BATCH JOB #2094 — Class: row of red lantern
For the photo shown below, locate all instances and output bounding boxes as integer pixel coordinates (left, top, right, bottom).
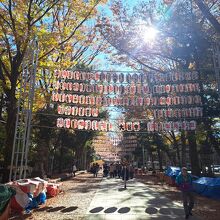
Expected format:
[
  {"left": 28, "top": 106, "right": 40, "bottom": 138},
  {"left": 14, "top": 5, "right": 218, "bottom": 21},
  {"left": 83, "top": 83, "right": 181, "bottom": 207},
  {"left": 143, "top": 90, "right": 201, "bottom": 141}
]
[
  {"left": 93, "top": 145, "right": 137, "bottom": 149},
  {"left": 52, "top": 93, "right": 202, "bottom": 106},
  {"left": 153, "top": 107, "right": 203, "bottom": 118},
  {"left": 93, "top": 140, "right": 137, "bottom": 144},
  {"left": 56, "top": 118, "right": 141, "bottom": 131},
  {"left": 57, "top": 118, "right": 113, "bottom": 131},
  {"left": 93, "top": 142, "right": 137, "bottom": 146},
  {"left": 93, "top": 135, "right": 137, "bottom": 141},
  {"left": 93, "top": 135, "right": 137, "bottom": 143},
  {"left": 95, "top": 149, "right": 137, "bottom": 153},
  {"left": 54, "top": 81, "right": 200, "bottom": 94},
  {"left": 93, "top": 146, "right": 137, "bottom": 150},
  {"left": 55, "top": 70, "right": 199, "bottom": 83},
  {"left": 147, "top": 121, "right": 196, "bottom": 131},
  {"left": 58, "top": 105, "right": 99, "bottom": 117}
]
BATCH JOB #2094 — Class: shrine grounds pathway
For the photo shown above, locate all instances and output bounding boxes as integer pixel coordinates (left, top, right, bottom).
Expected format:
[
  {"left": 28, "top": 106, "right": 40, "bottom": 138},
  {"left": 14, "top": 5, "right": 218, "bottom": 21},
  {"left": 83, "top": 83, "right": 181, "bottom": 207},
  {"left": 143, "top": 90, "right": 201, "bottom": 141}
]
[
  {"left": 84, "top": 177, "right": 199, "bottom": 220},
  {"left": 11, "top": 172, "right": 201, "bottom": 220}
]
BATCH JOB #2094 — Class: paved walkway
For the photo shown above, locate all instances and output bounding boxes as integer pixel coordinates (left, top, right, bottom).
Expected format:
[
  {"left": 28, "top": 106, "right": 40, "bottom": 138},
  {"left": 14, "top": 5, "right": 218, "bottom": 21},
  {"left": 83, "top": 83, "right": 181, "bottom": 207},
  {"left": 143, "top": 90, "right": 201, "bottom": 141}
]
[{"left": 85, "top": 177, "right": 199, "bottom": 220}]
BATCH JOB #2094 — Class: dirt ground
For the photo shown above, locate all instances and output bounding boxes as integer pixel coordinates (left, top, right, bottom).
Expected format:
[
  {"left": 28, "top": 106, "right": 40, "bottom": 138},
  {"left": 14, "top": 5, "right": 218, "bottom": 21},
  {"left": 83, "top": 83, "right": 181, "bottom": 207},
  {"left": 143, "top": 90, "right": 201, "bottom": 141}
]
[
  {"left": 9, "top": 172, "right": 102, "bottom": 220},
  {"left": 136, "top": 173, "right": 220, "bottom": 220}
]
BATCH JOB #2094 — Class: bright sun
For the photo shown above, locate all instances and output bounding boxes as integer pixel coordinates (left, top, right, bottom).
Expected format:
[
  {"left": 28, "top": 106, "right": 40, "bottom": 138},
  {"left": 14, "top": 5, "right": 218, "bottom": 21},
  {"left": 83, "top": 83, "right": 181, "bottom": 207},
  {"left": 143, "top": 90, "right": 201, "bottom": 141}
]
[{"left": 142, "top": 26, "right": 158, "bottom": 44}]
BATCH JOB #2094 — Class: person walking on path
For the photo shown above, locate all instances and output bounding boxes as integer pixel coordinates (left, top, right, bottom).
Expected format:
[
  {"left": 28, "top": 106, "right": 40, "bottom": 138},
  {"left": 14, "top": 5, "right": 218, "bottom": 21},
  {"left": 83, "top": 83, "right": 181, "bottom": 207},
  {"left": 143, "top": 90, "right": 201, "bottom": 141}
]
[
  {"left": 72, "top": 164, "right": 77, "bottom": 177},
  {"left": 176, "top": 167, "right": 194, "bottom": 219},
  {"left": 109, "top": 163, "right": 114, "bottom": 178},
  {"left": 95, "top": 163, "right": 99, "bottom": 177}
]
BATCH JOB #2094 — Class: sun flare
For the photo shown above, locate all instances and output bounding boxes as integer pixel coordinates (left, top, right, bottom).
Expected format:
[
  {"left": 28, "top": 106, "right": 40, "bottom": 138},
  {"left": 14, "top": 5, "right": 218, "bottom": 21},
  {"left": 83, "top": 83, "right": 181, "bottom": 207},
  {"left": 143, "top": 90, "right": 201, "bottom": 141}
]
[{"left": 142, "top": 26, "right": 158, "bottom": 43}]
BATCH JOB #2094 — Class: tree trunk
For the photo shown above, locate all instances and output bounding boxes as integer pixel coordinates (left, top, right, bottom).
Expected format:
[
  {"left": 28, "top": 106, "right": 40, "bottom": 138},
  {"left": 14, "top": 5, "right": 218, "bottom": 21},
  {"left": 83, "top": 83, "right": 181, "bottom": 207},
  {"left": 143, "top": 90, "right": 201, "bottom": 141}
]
[
  {"left": 171, "top": 131, "right": 181, "bottom": 167},
  {"left": 75, "top": 146, "right": 83, "bottom": 170},
  {"left": 156, "top": 147, "right": 163, "bottom": 171},
  {"left": 59, "top": 143, "right": 64, "bottom": 173},
  {"left": 0, "top": 93, "right": 4, "bottom": 120},
  {"left": 181, "top": 131, "right": 187, "bottom": 167},
  {"left": 187, "top": 130, "right": 201, "bottom": 176},
  {"left": 2, "top": 90, "right": 17, "bottom": 183}
]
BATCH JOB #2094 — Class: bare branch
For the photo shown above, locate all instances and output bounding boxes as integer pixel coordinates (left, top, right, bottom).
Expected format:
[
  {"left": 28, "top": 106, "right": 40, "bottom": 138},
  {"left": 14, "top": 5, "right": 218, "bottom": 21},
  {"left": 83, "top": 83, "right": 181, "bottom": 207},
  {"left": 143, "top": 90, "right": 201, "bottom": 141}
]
[
  {"left": 31, "top": 0, "right": 61, "bottom": 26},
  {"left": 195, "top": 0, "right": 220, "bottom": 33}
]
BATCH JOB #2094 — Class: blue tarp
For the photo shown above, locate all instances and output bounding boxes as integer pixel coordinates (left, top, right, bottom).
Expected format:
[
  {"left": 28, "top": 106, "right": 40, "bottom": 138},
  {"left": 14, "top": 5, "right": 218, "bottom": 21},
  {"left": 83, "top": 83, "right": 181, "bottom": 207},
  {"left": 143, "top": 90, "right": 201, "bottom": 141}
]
[
  {"left": 165, "top": 166, "right": 181, "bottom": 179},
  {"left": 193, "top": 177, "right": 220, "bottom": 199}
]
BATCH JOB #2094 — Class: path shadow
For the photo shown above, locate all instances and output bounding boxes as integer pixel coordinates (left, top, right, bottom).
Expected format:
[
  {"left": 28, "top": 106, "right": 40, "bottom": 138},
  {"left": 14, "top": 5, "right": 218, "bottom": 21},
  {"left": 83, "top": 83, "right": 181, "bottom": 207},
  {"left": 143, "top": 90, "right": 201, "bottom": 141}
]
[
  {"left": 147, "top": 197, "right": 171, "bottom": 207},
  {"left": 47, "top": 206, "right": 66, "bottom": 212},
  {"left": 132, "top": 192, "right": 148, "bottom": 197},
  {"left": 145, "top": 207, "right": 158, "bottom": 214},
  {"left": 118, "top": 207, "right": 130, "bottom": 213},
  {"left": 61, "top": 206, "right": 78, "bottom": 213},
  {"left": 104, "top": 207, "right": 117, "bottom": 213},
  {"left": 35, "top": 206, "right": 53, "bottom": 212},
  {"left": 159, "top": 207, "right": 172, "bottom": 215},
  {"left": 118, "top": 188, "right": 127, "bottom": 191},
  {"left": 89, "top": 207, "right": 104, "bottom": 213},
  {"left": 170, "top": 207, "right": 184, "bottom": 216}
]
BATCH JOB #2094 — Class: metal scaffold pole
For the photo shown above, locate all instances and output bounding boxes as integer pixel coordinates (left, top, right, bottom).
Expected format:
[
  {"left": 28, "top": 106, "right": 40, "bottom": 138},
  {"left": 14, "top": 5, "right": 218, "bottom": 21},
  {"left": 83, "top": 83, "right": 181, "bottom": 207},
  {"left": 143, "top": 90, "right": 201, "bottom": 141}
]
[
  {"left": 9, "top": 39, "right": 39, "bottom": 181},
  {"left": 213, "top": 43, "right": 220, "bottom": 97}
]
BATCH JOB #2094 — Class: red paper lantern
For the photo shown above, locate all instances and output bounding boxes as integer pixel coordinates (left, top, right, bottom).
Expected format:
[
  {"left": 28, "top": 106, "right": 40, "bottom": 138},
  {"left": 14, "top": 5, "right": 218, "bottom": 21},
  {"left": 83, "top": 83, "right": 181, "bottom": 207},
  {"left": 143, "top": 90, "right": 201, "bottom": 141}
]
[
  {"left": 78, "top": 107, "right": 85, "bottom": 116},
  {"left": 173, "top": 121, "right": 179, "bottom": 131},
  {"left": 119, "top": 85, "right": 124, "bottom": 94},
  {"left": 71, "top": 119, "right": 78, "bottom": 129},
  {"left": 126, "top": 73, "right": 131, "bottom": 83},
  {"left": 61, "top": 93, "right": 66, "bottom": 103},
  {"left": 73, "top": 83, "right": 79, "bottom": 92},
  {"left": 189, "top": 121, "right": 196, "bottom": 130},
  {"left": 78, "top": 119, "right": 85, "bottom": 129},
  {"left": 75, "top": 71, "right": 80, "bottom": 80},
  {"left": 91, "top": 96, "right": 96, "bottom": 105},
  {"left": 100, "top": 72, "right": 107, "bottom": 82},
  {"left": 65, "top": 106, "right": 72, "bottom": 115},
  {"left": 85, "top": 120, "right": 92, "bottom": 130},
  {"left": 126, "top": 122, "right": 132, "bottom": 131},
  {"left": 96, "top": 96, "right": 102, "bottom": 106},
  {"left": 104, "top": 85, "right": 108, "bottom": 94},
  {"left": 58, "top": 105, "right": 64, "bottom": 114},
  {"left": 64, "top": 118, "right": 71, "bottom": 128},
  {"left": 133, "top": 122, "right": 140, "bottom": 131},
  {"left": 159, "top": 97, "right": 166, "bottom": 105},
  {"left": 144, "top": 97, "right": 151, "bottom": 106},
  {"left": 78, "top": 95, "right": 85, "bottom": 104},
  {"left": 131, "top": 73, "right": 138, "bottom": 82},
  {"left": 95, "top": 72, "right": 100, "bottom": 81},
  {"left": 72, "top": 94, "right": 79, "bottom": 104},
  {"left": 85, "top": 108, "right": 92, "bottom": 117},
  {"left": 79, "top": 83, "right": 85, "bottom": 92},
  {"left": 92, "top": 108, "right": 99, "bottom": 117},
  {"left": 119, "top": 73, "right": 124, "bottom": 83},
  {"left": 57, "top": 118, "right": 64, "bottom": 128},
  {"left": 71, "top": 106, "right": 78, "bottom": 116},
  {"left": 112, "top": 72, "right": 118, "bottom": 83},
  {"left": 108, "top": 85, "right": 114, "bottom": 93},
  {"left": 152, "top": 97, "right": 157, "bottom": 106}
]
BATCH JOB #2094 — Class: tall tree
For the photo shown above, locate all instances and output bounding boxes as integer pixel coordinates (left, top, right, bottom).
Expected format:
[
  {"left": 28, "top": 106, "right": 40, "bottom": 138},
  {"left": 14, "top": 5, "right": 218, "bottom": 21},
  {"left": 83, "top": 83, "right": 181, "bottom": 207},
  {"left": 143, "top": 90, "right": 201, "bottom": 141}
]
[
  {"left": 96, "top": 0, "right": 219, "bottom": 175},
  {"left": 0, "top": 0, "right": 106, "bottom": 182}
]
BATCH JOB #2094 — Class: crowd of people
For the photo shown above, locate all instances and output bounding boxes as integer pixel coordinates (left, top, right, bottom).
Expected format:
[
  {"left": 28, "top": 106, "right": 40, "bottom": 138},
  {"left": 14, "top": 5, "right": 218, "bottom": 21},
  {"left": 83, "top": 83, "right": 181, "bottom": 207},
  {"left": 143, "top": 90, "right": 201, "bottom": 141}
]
[
  {"left": 103, "top": 163, "right": 134, "bottom": 180},
  {"left": 90, "top": 163, "right": 100, "bottom": 177}
]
